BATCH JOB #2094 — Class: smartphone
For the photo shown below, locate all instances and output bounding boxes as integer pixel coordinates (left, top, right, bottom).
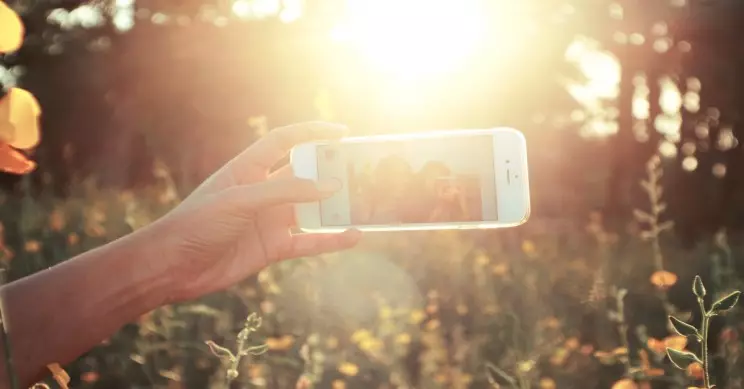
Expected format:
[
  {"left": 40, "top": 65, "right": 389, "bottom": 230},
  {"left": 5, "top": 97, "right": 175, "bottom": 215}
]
[{"left": 290, "top": 128, "right": 530, "bottom": 232}]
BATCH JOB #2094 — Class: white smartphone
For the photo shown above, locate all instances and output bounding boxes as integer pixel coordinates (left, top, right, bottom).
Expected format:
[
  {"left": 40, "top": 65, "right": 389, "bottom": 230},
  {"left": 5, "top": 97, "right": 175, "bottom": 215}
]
[{"left": 290, "top": 128, "right": 531, "bottom": 233}]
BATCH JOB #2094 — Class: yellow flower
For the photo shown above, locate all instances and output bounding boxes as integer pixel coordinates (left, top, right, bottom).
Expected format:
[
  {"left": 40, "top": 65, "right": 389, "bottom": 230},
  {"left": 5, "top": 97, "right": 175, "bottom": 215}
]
[
  {"left": 351, "top": 329, "right": 372, "bottom": 343},
  {"left": 325, "top": 336, "right": 339, "bottom": 349},
  {"left": 492, "top": 262, "right": 509, "bottom": 276},
  {"left": 522, "top": 240, "right": 537, "bottom": 256},
  {"left": 539, "top": 377, "right": 557, "bottom": 389},
  {"left": 425, "top": 319, "right": 441, "bottom": 331},
  {"left": 612, "top": 378, "right": 638, "bottom": 389},
  {"left": 0, "top": 2, "right": 24, "bottom": 53},
  {"left": 475, "top": 252, "right": 490, "bottom": 266},
  {"left": 379, "top": 306, "right": 393, "bottom": 320},
  {"left": 395, "top": 333, "right": 411, "bottom": 345},
  {"left": 359, "top": 338, "right": 382, "bottom": 353},
  {"left": 337, "top": 362, "right": 359, "bottom": 377},
  {"left": 409, "top": 310, "right": 426, "bottom": 324},
  {"left": 331, "top": 380, "right": 346, "bottom": 389},
  {"left": 517, "top": 360, "right": 535, "bottom": 373}
]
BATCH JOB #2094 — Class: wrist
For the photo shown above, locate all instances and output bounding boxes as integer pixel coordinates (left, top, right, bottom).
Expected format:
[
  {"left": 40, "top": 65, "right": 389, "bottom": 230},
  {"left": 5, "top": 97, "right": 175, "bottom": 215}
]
[{"left": 111, "top": 223, "right": 180, "bottom": 309}]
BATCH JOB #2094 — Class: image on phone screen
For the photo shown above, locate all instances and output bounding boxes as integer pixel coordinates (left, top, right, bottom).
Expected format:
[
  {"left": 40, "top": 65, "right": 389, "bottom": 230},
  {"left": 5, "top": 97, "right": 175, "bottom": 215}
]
[{"left": 316, "top": 135, "right": 498, "bottom": 227}]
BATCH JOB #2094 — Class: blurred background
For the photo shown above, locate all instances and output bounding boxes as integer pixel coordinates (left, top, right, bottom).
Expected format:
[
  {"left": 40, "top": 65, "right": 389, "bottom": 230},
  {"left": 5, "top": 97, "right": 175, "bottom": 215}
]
[{"left": 2, "top": 0, "right": 744, "bottom": 388}]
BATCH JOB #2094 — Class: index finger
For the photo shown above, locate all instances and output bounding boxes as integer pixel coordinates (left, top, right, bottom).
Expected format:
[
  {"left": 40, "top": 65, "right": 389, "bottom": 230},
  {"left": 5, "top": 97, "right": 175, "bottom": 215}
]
[{"left": 235, "top": 122, "right": 348, "bottom": 174}]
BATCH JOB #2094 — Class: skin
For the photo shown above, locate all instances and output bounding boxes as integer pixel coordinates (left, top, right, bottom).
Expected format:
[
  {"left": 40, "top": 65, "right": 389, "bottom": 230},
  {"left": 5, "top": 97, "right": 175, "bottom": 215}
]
[{"left": 0, "top": 122, "right": 362, "bottom": 388}]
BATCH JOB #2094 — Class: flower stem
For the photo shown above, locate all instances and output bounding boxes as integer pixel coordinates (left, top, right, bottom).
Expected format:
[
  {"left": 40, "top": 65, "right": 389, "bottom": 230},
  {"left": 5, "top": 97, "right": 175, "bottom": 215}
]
[{"left": 698, "top": 298, "right": 711, "bottom": 389}]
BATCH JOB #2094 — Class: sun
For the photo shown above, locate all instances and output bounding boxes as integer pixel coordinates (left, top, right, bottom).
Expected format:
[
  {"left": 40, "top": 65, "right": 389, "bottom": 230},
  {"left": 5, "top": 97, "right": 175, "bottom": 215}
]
[{"left": 331, "top": 0, "right": 489, "bottom": 80}]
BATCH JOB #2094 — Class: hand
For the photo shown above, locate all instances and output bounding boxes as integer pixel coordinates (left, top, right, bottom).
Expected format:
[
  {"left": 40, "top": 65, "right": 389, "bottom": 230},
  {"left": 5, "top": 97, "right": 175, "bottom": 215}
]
[{"left": 141, "top": 122, "right": 362, "bottom": 302}]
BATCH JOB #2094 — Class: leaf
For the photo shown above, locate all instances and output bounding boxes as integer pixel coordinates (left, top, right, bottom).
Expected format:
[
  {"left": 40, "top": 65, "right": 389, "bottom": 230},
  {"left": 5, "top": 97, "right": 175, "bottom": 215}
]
[
  {"left": 710, "top": 291, "right": 741, "bottom": 314},
  {"left": 485, "top": 362, "right": 517, "bottom": 388},
  {"left": 240, "top": 343, "right": 269, "bottom": 356},
  {"left": 205, "top": 340, "right": 235, "bottom": 361},
  {"left": 244, "top": 312, "right": 262, "bottom": 329},
  {"left": 633, "top": 209, "right": 653, "bottom": 223},
  {"left": 658, "top": 220, "right": 675, "bottom": 232},
  {"left": 693, "top": 276, "right": 706, "bottom": 298},
  {"left": 0, "top": 2, "right": 24, "bottom": 53},
  {"left": 669, "top": 316, "right": 700, "bottom": 338},
  {"left": 666, "top": 348, "right": 701, "bottom": 370}
]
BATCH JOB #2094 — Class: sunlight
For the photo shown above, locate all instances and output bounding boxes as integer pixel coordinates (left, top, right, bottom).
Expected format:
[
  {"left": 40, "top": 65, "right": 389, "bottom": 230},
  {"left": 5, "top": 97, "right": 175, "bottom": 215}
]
[{"left": 331, "top": 0, "right": 492, "bottom": 79}]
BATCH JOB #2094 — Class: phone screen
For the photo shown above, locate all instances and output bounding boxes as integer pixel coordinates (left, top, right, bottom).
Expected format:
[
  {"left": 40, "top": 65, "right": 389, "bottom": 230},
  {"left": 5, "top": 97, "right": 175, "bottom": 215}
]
[{"left": 316, "top": 135, "right": 498, "bottom": 227}]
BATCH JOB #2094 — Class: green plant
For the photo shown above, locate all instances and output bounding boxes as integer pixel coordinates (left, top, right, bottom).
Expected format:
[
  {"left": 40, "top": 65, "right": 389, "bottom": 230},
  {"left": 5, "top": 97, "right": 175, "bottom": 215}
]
[
  {"left": 206, "top": 313, "right": 268, "bottom": 388},
  {"left": 666, "top": 276, "right": 741, "bottom": 389}
]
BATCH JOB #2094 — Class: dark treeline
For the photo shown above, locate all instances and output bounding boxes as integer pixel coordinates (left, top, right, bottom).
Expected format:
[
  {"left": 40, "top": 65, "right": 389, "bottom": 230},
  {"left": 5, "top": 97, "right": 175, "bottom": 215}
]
[{"left": 1, "top": 0, "right": 743, "bottom": 241}]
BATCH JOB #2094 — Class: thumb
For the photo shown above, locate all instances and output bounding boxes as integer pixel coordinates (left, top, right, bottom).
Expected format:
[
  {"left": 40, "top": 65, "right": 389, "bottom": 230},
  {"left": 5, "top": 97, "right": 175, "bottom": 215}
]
[{"left": 214, "top": 177, "right": 342, "bottom": 217}]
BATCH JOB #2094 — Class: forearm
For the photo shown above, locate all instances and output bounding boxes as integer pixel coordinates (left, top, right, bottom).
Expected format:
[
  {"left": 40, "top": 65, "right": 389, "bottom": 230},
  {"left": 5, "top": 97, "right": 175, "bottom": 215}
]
[{"left": 0, "top": 226, "right": 175, "bottom": 388}]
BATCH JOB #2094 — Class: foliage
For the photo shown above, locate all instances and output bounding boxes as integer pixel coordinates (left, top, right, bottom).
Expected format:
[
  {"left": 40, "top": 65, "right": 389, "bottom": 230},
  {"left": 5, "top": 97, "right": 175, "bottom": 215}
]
[{"left": 666, "top": 276, "right": 741, "bottom": 389}]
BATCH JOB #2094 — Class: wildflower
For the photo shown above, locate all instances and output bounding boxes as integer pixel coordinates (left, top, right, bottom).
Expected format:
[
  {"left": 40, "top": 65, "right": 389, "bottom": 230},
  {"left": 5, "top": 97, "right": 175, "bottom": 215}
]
[
  {"left": 564, "top": 337, "right": 580, "bottom": 351},
  {"left": 395, "top": 333, "right": 411, "bottom": 345},
  {"left": 492, "top": 262, "right": 509, "bottom": 276},
  {"left": 647, "top": 337, "right": 666, "bottom": 354},
  {"left": 0, "top": 3, "right": 23, "bottom": 53},
  {"left": 295, "top": 375, "right": 312, "bottom": 389},
  {"left": 337, "top": 362, "right": 359, "bottom": 377},
  {"left": 325, "top": 336, "right": 339, "bottom": 349},
  {"left": 650, "top": 270, "right": 678, "bottom": 289},
  {"left": 663, "top": 335, "right": 687, "bottom": 351},
  {"left": 265, "top": 335, "right": 294, "bottom": 351},
  {"left": 332, "top": 380, "right": 346, "bottom": 389},
  {"left": 80, "top": 371, "right": 99, "bottom": 383},
  {"left": 24, "top": 240, "right": 41, "bottom": 253},
  {"left": 522, "top": 240, "right": 537, "bottom": 256},
  {"left": 611, "top": 378, "right": 638, "bottom": 389},
  {"left": 539, "top": 377, "right": 557, "bottom": 389},
  {"left": 48, "top": 209, "right": 66, "bottom": 232},
  {"left": 409, "top": 309, "right": 426, "bottom": 324},
  {"left": 0, "top": 86, "right": 41, "bottom": 174},
  {"left": 686, "top": 362, "right": 704, "bottom": 379},
  {"left": 425, "top": 319, "right": 441, "bottom": 331}
]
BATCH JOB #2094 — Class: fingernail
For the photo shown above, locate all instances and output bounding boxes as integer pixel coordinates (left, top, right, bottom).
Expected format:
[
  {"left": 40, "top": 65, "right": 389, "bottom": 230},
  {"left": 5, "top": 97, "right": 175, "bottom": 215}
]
[{"left": 316, "top": 178, "right": 342, "bottom": 193}]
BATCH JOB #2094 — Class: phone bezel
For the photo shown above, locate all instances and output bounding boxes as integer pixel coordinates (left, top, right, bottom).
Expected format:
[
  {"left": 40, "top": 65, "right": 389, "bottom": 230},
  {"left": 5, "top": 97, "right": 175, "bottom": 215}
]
[{"left": 290, "top": 127, "right": 531, "bottom": 233}]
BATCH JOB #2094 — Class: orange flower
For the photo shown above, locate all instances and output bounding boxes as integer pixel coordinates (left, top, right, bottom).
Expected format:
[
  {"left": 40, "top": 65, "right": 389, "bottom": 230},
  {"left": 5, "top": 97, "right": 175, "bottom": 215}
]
[
  {"left": 612, "top": 378, "right": 638, "bottom": 389},
  {"left": 564, "top": 337, "right": 580, "bottom": 351},
  {"left": 647, "top": 338, "right": 666, "bottom": 354},
  {"left": 663, "top": 335, "right": 688, "bottom": 351},
  {"left": 650, "top": 270, "right": 678, "bottom": 289},
  {"left": 80, "top": 371, "right": 99, "bottom": 383},
  {"left": 0, "top": 88, "right": 41, "bottom": 175},
  {"left": 686, "top": 362, "right": 704, "bottom": 379},
  {"left": 0, "top": 2, "right": 24, "bottom": 53},
  {"left": 266, "top": 335, "right": 294, "bottom": 351},
  {"left": 24, "top": 240, "right": 40, "bottom": 253}
]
